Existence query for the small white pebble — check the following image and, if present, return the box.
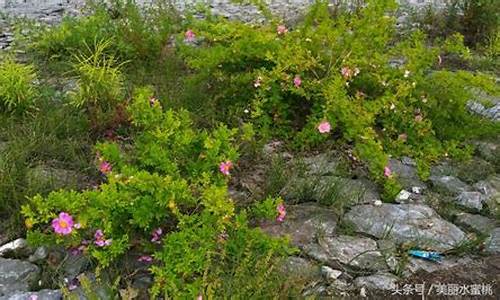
[360,286,367,297]
[374,200,383,206]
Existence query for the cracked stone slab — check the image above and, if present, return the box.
[455,213,497,235]
[260,203,337,248]
[485,228,500,254]
[305,235,387,271]
[0,258,40,296]
[344,204,466,251]
[353,273,399,291]
[0,289,62,300]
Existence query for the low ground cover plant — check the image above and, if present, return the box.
[11,0,500,297]
[177,0,499,196]
[22,88,296,298]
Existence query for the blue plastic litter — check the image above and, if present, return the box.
[408,250,443,262]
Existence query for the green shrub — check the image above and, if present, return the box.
[0,57,37,112]
[177,0,499,184]
[22,87,294,298]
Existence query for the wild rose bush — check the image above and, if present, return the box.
[22,87,294,298]
[178,0,499,194]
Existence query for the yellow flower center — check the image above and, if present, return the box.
[59,220,68,228]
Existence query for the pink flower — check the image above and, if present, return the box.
[149,96,159,107]
[184,29,196,43]
[276,203,286,222]
[414,114,423,122]
[254,76,262,88]
[293,75,302,88]
[99,161,112,174]
[277,25,288,35]
[94,229,111,247]
[151,227,163,243]
[398,133,408,142]
[384,166,392,178]
[197,294,203,300]
[51,212,74,235]
[317,121,331,134]
[29,295,38,300]
[341,66,353,79]
[138,255,153,263]
[219,161,233,176]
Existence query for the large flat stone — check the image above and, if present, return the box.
[455,213,497,235]
[353,273,399,291]
[388,158,425,190]
[403,256,473,277]
[260,203,337,248]
[0,289,62,300]
[0,258,40,296]
[344,204,466,251]
[485,228,500,254]
[312,235,387,271]
[429,175,470,196]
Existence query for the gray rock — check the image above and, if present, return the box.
[344,204,466,251]
[475,176,500,217]
[0,258,40,296]
[474,141,500,166]
[455,213,497,235]
[301,153,343,176]
[455,191,486,211]
[28,247,48,263]
[429,175,470,196]
[467,90,500,122]
[260,203,337,248]
[62,254,90,282]
[0,289,62,300]
[388,158,425,190]
[0,239,30,258]
[485,228,500,254]
[353,273,399,291]
[26,165,88,191]
[309,235,387,271]
[403,256,473,277]
[321,266,342,281]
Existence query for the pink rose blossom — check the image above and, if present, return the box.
[277,25,288,35]
[151,227,163,243]
[219,161,233,176]
[138,255,153,263]
[94,229,111,247]
[276,203,286,222]
[99,161,112,174]
[149,96,159,107]
[317,121,331,134]
[51,212,74,235]
[384,166,392,178]
[341,66,353,79]
[184,29,196,43]
[293,75,302,88]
